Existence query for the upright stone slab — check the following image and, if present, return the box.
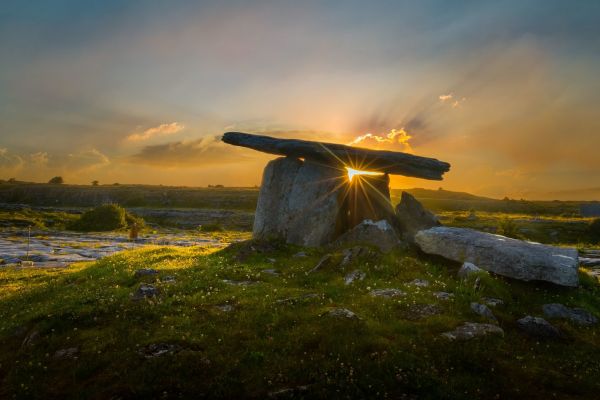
[254,157,347,247]
[285,161,347,247]
[253,157,303,239]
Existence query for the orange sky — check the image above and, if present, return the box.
[1,1,599,200]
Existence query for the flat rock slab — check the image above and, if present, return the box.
[542,303,598,326]
[442,322,504,340]
[415,227,579,287]
[222,132,450,180]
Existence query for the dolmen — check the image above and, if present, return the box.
[222,132,449,247]
[222,132,579,287]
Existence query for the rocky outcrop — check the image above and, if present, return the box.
[415,227,579,287]
[395,192,440,243]
[333,219,403,253]
[442,322,504,340]
[517,316,562,338]
[542,303,598,326]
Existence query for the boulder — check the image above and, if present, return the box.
[470,302,497,322]
[395,192,440,242]
[254,157,348,247]
[324,308,360,320]
[517,316,562,338]
[415,227,579,287]
[132,284,158,301]
[369,288,406,298]
[457,262,483,278]
[334,219,403,253]
[442,322,504,340]
[542,303,598,326]
[344,270,366,285]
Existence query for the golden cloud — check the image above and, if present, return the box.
[126,122,185,142]
[349,128,413,152]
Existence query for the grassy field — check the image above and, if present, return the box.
[0,242,599,399]
[0,185,599,398]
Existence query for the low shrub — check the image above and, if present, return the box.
[69,204,144,232]
[198,223,224,232]
[589,218,600,239]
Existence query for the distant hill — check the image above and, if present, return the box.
[393,188,495,202]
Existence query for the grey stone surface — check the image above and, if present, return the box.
[134,268,158,278]
[344,270,366,285]
[482,297,504,307]
[542,303,598,326]
[517,316,562,338]
[433,291,454,301]
[395,192,440,243]
[253,157,347,247]
[415,227,579,287]
[470,302,497,322]
[54,347,79,359]
[132,284,158,300]
[334,219,403,253]
[442,322,504,340]
[369,288,406,298]
[325,308,360,320]
[408,278,430,287]
[457,262,483,278]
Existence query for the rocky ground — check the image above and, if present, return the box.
[0,229,236,268]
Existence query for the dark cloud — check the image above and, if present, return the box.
[127,135,254,167]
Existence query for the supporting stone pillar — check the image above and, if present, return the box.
[253,157,347,247]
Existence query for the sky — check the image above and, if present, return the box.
[1,0,599,200]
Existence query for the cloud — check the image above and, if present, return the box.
[0,148,24,171]
[65,149,110,170]
[126,122,185,142]
[439,94,453,101]
[349,128,413,152]
[128,135,250,167]
[29,151,49,166]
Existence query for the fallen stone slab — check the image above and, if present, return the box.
[442,322,504,340]
[222,132,451,180]
[517,316,562,339]
[542,303,598,326]
[415,227,579,287]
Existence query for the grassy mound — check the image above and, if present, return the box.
[68,204,144,232]
[0,243,598,399]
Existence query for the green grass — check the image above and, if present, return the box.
[0,242,599,399]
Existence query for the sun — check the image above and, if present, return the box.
[345,167,384,182]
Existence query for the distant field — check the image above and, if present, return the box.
[1,183,598,246]
[1,182,596,215]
